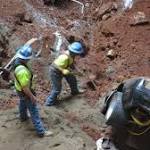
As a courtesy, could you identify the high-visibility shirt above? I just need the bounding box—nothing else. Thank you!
[53,54,73,70]
[14,65,32,91]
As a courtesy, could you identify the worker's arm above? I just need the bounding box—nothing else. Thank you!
[58,66,82,76]
[55,66,70,75]
[22,86,37,104]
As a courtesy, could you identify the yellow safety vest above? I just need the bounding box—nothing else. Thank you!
[53,54,73,70]
[14,65,32,91]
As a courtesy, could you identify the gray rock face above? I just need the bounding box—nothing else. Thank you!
[0,24,10,58]
[130,12,149,26]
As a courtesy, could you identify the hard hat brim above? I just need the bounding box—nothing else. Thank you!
[68,45,83,54]
[16,53,32,60]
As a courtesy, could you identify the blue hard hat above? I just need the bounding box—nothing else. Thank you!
[16,45,32,60]
[68,42,84,54]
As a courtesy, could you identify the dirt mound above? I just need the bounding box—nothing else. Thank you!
[81,0,150,103]
[0,96,105,150]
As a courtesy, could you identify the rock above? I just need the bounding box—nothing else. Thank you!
[101,26,114,37]
[0,24,11,58]
[130,12,149,26]
[131,44,136,49]
[106,65,116,75]
[102,14,111,21]
[113,39,118,45]
[100,2,117,16]
[106,49,117,59]
[86,80,97,91]
[85,3,90,7]
[116,75,126,83]
[24,14,33,23]
[14,13,25,25]
[0,48,7,58]
[15,13,32,25]
[94,2,118,20]
[97,42,109,51]
[117,43,122,48]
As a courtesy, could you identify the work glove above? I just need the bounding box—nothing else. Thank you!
[0,67,10,81]
[62,69,70,75]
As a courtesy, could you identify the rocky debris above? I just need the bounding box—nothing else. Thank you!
[102,14,111,21]
[99,39,119,52]
[101,25,114,37]
[0,25,10,58]
[14,13,33,25]
[105,65,116,76]
[0,48,7,58]
[86,80,97,91]
[0,24,20,59]
[66,19,91,42]
[130,12,149,26]
[106,49,117,60]
[93,2,118,21]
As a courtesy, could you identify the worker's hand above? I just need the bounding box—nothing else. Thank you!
[62,69,70,75]
[22,87,37,104]
[31,95,37,104]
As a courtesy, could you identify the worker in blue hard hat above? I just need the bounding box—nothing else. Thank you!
[14,38,53,137]
[45,41,85,106]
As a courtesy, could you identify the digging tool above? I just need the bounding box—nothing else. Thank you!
[71,0,85,14]
[70,65,98,90]
[85,69,97,90]
[0,38,41,77]
[52,31,69,57]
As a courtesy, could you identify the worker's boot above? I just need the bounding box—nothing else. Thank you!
[38,130,53,137]
[44,130,54,137]
[71,88,85,96]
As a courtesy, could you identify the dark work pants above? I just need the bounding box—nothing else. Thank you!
[45,67,79,106]
[18,92,45,135]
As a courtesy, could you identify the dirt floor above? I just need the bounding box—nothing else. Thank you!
[0,0,150,149]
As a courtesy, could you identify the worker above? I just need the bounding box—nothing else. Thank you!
[45,41,84,106]
[13,38,53,137]
[99,77,150,150]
